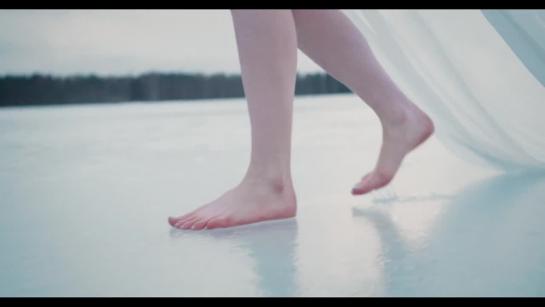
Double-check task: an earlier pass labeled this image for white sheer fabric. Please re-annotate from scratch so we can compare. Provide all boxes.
[342,10,545,172]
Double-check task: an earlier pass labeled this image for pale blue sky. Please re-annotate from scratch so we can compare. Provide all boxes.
[0,10,323,76]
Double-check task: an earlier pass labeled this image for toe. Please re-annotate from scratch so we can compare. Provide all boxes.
[193,214,221,230]
[169,206,209,226]
[206,217,231,229]
[169,212,194,226]
[352,184,372,195]
[352,174,372,195]
[205,218,221,229]
[175,213,200,226]
[181,217,201,229]
[199,213,224,230]
[175,220,190,229]
[174,218,188,228]
[191,219,208,230]
[176,215,199,228]
[352,172,393,195]
[168,216,178,227]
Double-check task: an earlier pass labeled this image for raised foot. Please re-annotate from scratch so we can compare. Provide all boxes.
[168,179,297,230]
[352,104,434,196]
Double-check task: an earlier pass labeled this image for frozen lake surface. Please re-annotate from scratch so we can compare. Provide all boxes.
[1,94,545,296]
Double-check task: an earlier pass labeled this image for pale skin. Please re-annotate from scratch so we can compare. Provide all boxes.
[168,10,434,230]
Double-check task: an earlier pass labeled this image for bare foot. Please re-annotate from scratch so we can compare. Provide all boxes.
[168,178,297,230]
[351,103,434,195]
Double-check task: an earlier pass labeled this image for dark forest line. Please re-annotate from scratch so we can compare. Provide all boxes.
[0,72,351,107]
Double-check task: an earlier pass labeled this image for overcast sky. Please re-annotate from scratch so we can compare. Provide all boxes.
[0,10,324,76]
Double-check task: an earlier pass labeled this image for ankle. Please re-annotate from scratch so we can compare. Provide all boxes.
[242,171,294,194]
[379,105,409,128]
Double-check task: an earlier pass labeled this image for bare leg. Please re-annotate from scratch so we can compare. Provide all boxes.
[292,10,434,195]
[168,10,297,230]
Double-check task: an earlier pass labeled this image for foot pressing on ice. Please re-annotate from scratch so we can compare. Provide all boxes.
[169,177,296,230]
[352,102,434,195]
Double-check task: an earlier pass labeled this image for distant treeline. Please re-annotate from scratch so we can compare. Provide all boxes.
[0,72,351,107]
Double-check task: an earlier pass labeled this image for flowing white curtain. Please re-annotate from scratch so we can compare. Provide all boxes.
[342,10,545,172]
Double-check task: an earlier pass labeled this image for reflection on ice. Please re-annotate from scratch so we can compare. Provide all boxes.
[354,171,545,296]
[170,219,299,297]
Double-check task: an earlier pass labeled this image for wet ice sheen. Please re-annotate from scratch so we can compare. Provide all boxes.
[1,94,544,296]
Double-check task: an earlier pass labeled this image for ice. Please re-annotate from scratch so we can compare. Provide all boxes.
[1,94,544,296]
